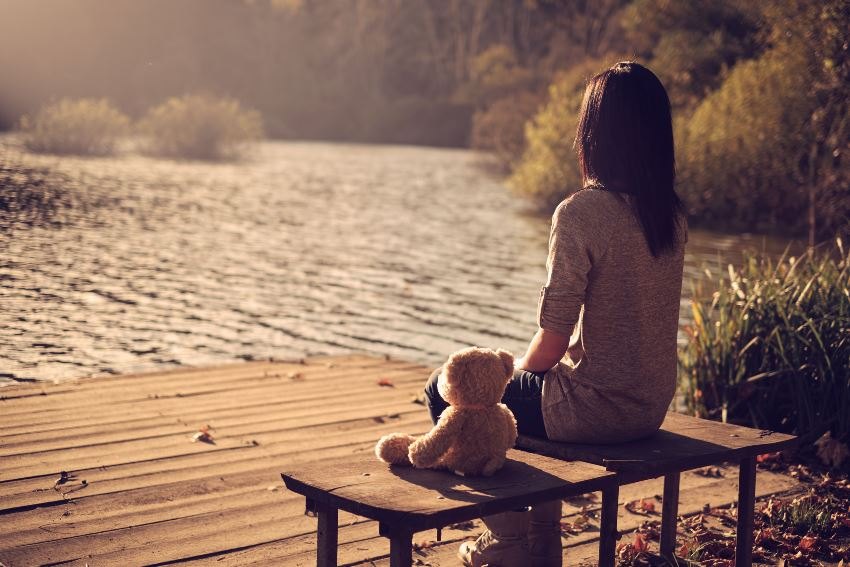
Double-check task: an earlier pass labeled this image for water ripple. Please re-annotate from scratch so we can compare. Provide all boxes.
[0,139,794,385]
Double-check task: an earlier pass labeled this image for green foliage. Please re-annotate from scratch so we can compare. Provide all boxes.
[762,495,837,537]
[463,45,536,105]
[138,94,263,161]
[508,60,610,211]
[621,0,760,107]
[678,0,850,238]
[19,98,129,156]
[679,48,812,232]
[471,92,542,172]
[465,45,541,171]
[679,241,850,444]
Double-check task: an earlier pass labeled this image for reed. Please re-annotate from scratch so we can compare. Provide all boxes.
[679,240,850,446]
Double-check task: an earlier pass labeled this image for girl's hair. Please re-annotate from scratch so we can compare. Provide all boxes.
[575,61,683,257]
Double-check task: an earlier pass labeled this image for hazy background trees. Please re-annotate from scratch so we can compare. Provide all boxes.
[0,0,846,239]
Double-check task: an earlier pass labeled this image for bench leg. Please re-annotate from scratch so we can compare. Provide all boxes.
[315,502,338,567]
[735,456,756,567]
[389,533,413,567]
[598,481,619,567]
[660,472,680,560]
[380,522,413,567]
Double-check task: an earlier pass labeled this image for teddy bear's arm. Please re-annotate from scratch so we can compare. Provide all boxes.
[408,410,464,469]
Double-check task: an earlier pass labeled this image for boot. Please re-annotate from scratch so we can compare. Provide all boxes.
[458,509,530,567]
[528,500,563,567]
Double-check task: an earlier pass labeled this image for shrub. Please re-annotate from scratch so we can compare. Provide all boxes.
[19,98,130,156]
[470,91,543,172]
[679,241,850,447]
[508,59,608,211]
[139,94,263,160]
[463,44,536,106]
[679,48,812,233]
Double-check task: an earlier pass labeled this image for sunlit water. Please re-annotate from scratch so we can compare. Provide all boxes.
[0,139,795,385]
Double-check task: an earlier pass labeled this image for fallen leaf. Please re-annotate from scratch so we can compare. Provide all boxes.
[191,429,215,444]
[378,378,395,387]
[757,452,782,464]
[798,535,817,552]
[287,372,305,381]
[633,532,648,553]
[413,540,435,550]
[625,498,657,515]
[53,471,72,489]
[448,520,475,530]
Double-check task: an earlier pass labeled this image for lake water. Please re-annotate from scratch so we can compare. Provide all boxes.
[0,139,794,385]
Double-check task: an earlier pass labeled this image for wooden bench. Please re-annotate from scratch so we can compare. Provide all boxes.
[282,449,617,567]
[517,412,798,565]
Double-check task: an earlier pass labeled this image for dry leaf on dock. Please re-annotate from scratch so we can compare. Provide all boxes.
[191,425,215,444]
[625,498,657,515]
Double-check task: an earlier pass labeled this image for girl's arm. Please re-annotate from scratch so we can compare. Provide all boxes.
[515,327,570,373]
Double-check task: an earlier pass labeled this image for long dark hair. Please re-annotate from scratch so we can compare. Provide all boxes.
[576,61,683,257]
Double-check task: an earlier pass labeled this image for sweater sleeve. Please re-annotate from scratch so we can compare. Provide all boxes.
[537,193,607,336]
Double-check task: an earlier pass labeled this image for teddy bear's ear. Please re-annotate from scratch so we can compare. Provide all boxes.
[496,349,514,376]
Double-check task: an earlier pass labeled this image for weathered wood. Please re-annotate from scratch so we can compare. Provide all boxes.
[389,533,413,567]
[517,412,798,478]
[735,456,756,567]
[283,450,615,533]
[315,501,339,567]
[599,481,619,567]
[0,357,803,566]
[660,472,680,560]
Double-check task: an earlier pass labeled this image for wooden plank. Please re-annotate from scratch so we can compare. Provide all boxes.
[0,365,427,434]
[0,354,392,402]
[283,451,613,532]
[0,388,426,456]
[0,412,431,496]
[0,359,426,420]
[517,412,798,476]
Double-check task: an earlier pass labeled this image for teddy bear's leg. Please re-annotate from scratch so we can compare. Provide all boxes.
[481,454,506,477]
[375,433,417,465]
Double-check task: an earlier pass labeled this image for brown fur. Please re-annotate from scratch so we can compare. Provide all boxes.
[374,347,518,476]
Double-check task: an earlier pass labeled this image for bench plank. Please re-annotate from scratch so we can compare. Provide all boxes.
[517,412,798,477]
[282,450,614,533]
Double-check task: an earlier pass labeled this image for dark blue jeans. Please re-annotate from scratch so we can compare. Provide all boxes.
[423,367,548,438]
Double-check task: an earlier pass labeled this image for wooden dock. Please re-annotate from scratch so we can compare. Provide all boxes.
[0,355,799,566]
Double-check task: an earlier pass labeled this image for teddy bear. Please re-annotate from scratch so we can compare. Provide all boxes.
[375,347,518,476]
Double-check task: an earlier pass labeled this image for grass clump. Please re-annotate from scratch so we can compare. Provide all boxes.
[19,98,130,156]
[679,241,850,451]
[139,94,263,160]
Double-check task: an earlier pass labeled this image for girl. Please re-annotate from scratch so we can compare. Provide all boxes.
[424,61,687,566]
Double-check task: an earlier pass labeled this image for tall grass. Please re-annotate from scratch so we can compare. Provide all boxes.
[679,241,850,445]
[19,98,130,156]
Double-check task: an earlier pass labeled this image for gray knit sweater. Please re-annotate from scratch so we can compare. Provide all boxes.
[538,188,687,443]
